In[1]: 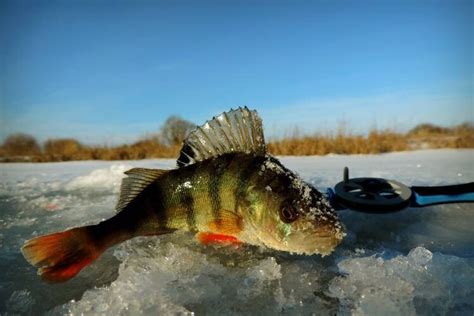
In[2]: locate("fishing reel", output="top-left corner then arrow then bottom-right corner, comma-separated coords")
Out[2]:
329,167 -> 413,213
328,167 -> 474,213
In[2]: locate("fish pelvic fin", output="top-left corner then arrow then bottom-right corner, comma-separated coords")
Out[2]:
197,210 -> 244,246
21,226 -> 102,283
196,232 -> 241,246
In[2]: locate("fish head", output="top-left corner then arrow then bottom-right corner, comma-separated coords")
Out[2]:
245,156 -> 345,255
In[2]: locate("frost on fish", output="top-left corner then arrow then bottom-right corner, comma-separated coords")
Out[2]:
261,154 -> 346,244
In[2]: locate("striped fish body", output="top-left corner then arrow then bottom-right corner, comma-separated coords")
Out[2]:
99,153 -> 266,245
144,153 -> 257,233
104,151 -> 342,252
21,108 -> 344,283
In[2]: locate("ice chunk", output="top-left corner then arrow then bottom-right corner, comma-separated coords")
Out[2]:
61,236 -> 228,315
246,257 -> 282,281
408,246 -> 433,267
239,257 -> 282,299
328,247 -> 474,315
61,237 -> 327,315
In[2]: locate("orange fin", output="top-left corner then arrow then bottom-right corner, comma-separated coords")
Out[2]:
208,209 -> 244,235
21,226 -> 102,283
197,232 -> 241,245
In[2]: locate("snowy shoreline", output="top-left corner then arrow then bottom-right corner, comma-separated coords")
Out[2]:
2,147 -> 473,165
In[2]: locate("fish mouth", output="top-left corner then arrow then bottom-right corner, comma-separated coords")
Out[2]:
252,219 -> 345,256
257,229 -> 343,256
313,226 -> 345,239
289,224 -> 345,255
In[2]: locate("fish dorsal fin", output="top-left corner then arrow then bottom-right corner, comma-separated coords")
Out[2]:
115,168 -> 167,212
177,107 -> 266,167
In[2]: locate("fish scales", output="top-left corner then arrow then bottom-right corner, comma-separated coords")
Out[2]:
127,153 -> 226,232
154,153 -> 258,232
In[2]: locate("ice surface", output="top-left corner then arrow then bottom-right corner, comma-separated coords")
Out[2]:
0,150 -> 473,315
328,247 -> 474,315
6,290 -> 35,314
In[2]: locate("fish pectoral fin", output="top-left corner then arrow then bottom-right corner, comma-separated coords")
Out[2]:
208,209 -> 244,235
196,232 -> 241,245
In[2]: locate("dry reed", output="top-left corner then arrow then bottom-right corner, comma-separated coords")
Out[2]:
1,122 -> 473,162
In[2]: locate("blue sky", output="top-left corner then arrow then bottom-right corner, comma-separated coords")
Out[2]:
1,0 -> 472,144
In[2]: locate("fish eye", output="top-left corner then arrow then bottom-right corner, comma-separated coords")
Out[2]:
280,205 -> 298,223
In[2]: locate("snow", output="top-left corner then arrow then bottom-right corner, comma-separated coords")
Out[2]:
0,149 -> 473,315
65,164 -> 133,193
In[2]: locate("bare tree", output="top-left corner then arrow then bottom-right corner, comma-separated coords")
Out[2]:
2,133 -> 41,156
159,116 -> 195,146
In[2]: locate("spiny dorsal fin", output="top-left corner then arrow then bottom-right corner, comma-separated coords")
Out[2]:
115,168 -> 167,212
177,107 -> 266,167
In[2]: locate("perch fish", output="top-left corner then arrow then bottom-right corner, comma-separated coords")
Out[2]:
21,107 -> 345,282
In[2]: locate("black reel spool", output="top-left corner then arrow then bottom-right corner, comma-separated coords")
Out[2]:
334,167 -> 413,213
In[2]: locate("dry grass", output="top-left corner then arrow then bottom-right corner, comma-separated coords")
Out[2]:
406,122 -> 474,149
267,128 -> 409,156
1,122 -> 473,162
37,138 -> 181,162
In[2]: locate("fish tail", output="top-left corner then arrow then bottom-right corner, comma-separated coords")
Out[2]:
21,225 -> 103,283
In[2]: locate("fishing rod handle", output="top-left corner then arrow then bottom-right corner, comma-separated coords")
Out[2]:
411,182 -> 474,196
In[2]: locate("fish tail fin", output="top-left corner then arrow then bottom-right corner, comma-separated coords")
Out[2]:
21,226 -> 102,283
